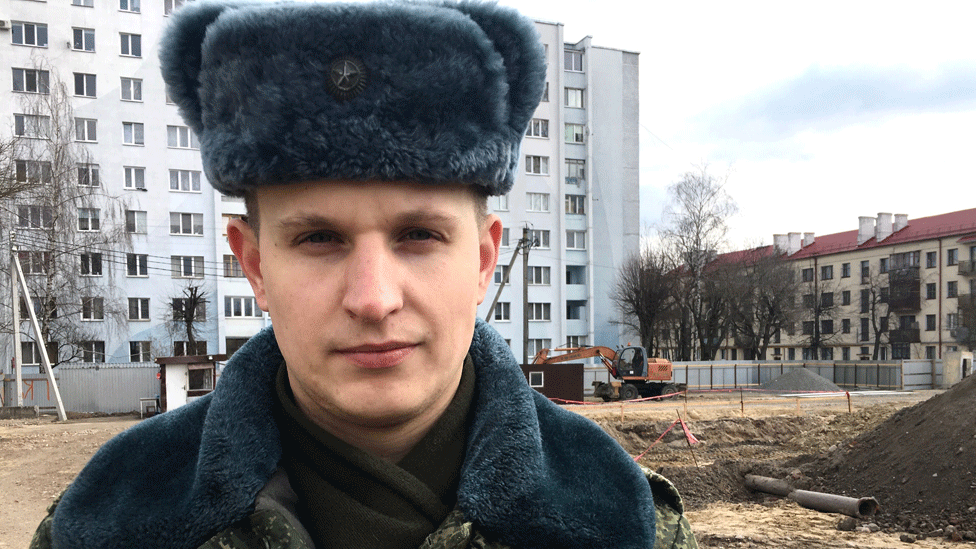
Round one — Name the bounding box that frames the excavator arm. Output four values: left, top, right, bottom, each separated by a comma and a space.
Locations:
531, 346, 620, 378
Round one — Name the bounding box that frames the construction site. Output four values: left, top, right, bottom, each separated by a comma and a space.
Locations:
1, 371, 972, 548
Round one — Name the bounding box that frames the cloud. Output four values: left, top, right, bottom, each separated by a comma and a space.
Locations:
696, 63, 976, 142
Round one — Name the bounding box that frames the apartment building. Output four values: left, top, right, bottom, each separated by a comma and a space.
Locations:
2, 3, 639, 378
723, 209, 976, 362
475, 23, 640, 388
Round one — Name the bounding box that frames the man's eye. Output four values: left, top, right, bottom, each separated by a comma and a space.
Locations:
304, 232, 336, 244
404, 229, 433, 241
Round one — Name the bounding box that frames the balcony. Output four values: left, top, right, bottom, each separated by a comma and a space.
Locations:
959, 260, 976, 276
960, 292, 976, 310
887, 266, 920, 312
889, 325, 921, 344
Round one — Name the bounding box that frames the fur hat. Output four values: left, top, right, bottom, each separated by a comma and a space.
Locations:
159, 0, 547, 197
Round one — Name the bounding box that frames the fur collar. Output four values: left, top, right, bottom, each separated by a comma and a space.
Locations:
52, 320, 655, 548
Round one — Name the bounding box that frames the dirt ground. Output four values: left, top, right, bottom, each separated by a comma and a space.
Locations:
1, 391, 971, 548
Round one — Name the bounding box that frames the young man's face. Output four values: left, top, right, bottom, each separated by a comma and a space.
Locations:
228, 181, 501, 434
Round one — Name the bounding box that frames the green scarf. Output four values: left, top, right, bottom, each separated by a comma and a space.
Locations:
274, 356, 474, 549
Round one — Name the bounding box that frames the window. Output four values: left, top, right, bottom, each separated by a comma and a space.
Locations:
128, 298, 150, 321
566, 300, 586, 320
81, 297, 104, 320
72, 28, 95, 51
879, 257, 888, 274
13, 22, 49, 47
842, 347, 850, 361
528, 302, 551, 321
170, 169, 202, 192
947, 281, 958, 298
15, 161, 52, 185
860, 260, 870, 282
167, 125, 199, 148
801, 293, 815, 308
925, 346, 936, 360
174, 341, 207, 357
526, 192, 549, 212
947, 313, 960, 329
77, 164, 99, 187
75, 118, 97, 142
129, 341, 151, 362
226, 337, 249, 356
170, 212, 204, 236
225, 296, 262, 318
801, 268, 813, 282
18, 251, 51, 274
528, 371, 544, 388
566, 230, 586, 250
924, 251, 937, 268
121, 77, 142, 101
860, 289, 869, 313
224, 255, 244, 277
821, 319, 833, 334
491, 194, 509, 211
821, 292, 834, 308
947, 248, 958, 266
564, 50, 583, 71
820, 347, 833, 360
81, 341, 106, 362
120, 0, 140, 12
566, 335, 587, 348
926, 314, 936, 331
565, 159, 585, 185
860, 318, 870, 341
821, 265, 833, 280
566, 265, 585, 285
564, 87, 584, 108
12, 68, 50, 94
493, 302, 510, 322
73, 0, 94, 6
525, 119, 548, 138
22, 341, 58, 366
164, 0, 185, 15
565, 123, 584, 144
842, 318, 851, 334
127, 253, 148, 276
801, 321, 814, 335
500, 228, 510, 247
541, 82, 549, 102
125, 210, 147, 233
892, 343, 911, 360
120, 33, 142, 57
528, 266, 550, 285
74, 73, 96, 97
17, 205, 53, 229
493, 265, 509, 284
526, 339, 551, 358
530, 229, 550, 249
124, 167, 145, 189
841, 263, 851, 278
842, 290, 851, 306
788, 348, 796, 360
172, 255, 204, 278
80, 252, 102, 276
565, 195, 585, 215
173, 298, 206, 321
926, 283, 936, 299
15, 114, 49, 138
880, 286, 889, 303
525, 155, 549, 175
123, 122, 144, 145
78, 208, 100, 231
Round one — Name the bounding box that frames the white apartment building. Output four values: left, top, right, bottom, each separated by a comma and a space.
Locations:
1, 3, 639, 381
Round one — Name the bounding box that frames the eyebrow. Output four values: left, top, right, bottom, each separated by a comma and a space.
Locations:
273, 209, 464, 233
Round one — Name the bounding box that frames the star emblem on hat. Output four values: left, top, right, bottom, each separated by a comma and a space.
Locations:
327, 55, 367, 101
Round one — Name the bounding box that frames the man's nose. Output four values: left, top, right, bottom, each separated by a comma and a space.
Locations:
342, 240, 403, 322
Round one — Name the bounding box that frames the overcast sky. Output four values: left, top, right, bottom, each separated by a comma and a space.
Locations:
498, 0, 976, 249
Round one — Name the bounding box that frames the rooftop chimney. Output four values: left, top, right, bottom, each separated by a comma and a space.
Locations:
858, 216, 875, 245
803, 232, 815, 247
787, 232, 801, 255
876, 212, 893, 242
893, 213, 909, 232
773, 234, 788, 254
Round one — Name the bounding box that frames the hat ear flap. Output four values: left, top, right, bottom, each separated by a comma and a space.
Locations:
159, 1, 239, 134
449, 2, 548, 140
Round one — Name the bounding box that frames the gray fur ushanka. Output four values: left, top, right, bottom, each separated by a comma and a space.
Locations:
159, 1, 548, 197
50, 320, 657, 548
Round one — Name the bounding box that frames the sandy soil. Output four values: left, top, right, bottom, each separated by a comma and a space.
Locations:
1, 390, 969, 548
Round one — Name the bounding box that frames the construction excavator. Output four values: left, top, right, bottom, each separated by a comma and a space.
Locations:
532, 345, 685, 401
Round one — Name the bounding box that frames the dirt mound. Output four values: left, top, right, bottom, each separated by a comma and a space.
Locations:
760, 368, 842, 393
811, 375, 976, 533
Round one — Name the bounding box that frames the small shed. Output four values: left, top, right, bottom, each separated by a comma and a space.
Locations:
155, 354, 227, 412
520, 362, 583, 402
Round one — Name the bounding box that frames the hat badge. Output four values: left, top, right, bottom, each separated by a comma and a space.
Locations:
327, 55, 367, 100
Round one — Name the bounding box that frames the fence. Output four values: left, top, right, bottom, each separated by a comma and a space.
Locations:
2, 362, 159, 414
672, 359, 943, 392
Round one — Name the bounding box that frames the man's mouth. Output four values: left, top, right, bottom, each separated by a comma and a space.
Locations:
337, 342, 416, 369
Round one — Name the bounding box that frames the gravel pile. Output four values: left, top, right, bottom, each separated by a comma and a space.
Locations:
759, 368, 842, 393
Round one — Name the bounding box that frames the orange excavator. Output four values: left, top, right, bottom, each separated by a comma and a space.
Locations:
532, 345, 684, 401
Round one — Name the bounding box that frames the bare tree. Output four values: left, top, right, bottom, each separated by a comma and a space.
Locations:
797, 270, 842, 359
1, 65, 131, 367
610, 245, 677, 357
162, 281, 213, 356
858, 271, 891, 360
726, 247, 799, 360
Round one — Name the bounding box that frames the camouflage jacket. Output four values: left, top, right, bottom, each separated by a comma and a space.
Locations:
32, 321, 697, 549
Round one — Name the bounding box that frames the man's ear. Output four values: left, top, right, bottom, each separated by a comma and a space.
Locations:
477, 214, 503, 304
227, 218, 269, 312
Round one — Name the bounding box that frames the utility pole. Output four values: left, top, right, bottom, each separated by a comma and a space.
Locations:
10, 236, 23, 406
485, 235, 529, 322
523, 226, 530, 366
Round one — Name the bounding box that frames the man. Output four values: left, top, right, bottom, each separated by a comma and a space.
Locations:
31, 1, 697, 548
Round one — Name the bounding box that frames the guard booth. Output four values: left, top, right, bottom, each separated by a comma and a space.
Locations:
155, 354, 226, 412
